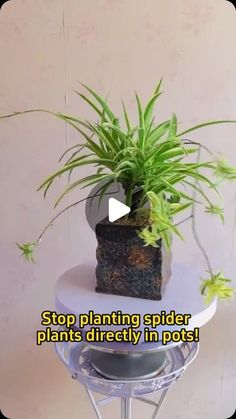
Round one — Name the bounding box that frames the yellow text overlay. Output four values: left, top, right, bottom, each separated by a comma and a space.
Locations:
36, 310, 199, 346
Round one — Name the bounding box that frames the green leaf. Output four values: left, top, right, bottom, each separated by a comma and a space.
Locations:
200, 272, 235, 304
205, 204, 224, 222
135, 93, 145, 147
169, 202, 192, 215
182, 179, 214, 207
58, 144, 85, 163
74, 90, 104, 119
168, 113, 177, 138
135, 92, 144, 129
148, 120, 170, 143
177, 120, 236, 137
154, 77, 163, 94
17, 242, 37, 263
53, 173, 117, 207
144, 92, 162, 125
177, 167, 220, 195
122, 100, 131, 132
102, 122, 127, 137
214, 159, 236, 180
38, 157, 115, 192
86, 122, 120, 154
81, 83, 115, 121
138, 227, 160, 247
53, 112, 91, 130
98, 179, 116, 207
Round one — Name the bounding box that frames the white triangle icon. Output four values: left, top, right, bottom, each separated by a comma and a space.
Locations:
108, 198, 131, 222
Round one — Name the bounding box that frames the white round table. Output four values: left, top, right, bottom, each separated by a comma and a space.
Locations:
55, 261, 217, 419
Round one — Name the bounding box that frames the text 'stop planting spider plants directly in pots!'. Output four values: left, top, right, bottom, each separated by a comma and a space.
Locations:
2, 80, 236, 302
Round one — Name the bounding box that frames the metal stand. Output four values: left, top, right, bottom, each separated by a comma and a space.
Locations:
121, 398, 132, 419
82, 386, 170, 419
55, 339, 199, 419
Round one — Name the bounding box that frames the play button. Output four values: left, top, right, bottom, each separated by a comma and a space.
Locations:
85, 180, 127, 232
108, 198, 130, 222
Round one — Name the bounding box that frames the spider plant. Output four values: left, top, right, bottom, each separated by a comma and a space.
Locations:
2, 80, 236, 303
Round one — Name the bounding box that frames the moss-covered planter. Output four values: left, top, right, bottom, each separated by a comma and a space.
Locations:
95, 218, 172, 300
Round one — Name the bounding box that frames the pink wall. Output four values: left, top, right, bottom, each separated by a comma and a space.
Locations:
0, 1, 236, 418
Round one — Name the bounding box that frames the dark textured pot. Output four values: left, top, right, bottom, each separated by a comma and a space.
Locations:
95, 218, 172, 300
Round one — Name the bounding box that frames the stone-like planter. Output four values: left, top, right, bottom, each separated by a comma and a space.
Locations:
95, 218, 172, 300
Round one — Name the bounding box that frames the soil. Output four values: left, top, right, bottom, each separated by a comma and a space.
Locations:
102, 213, 151, 227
